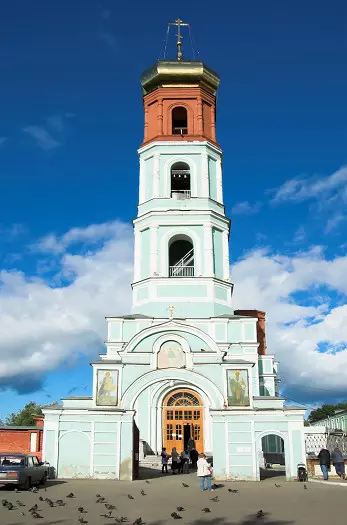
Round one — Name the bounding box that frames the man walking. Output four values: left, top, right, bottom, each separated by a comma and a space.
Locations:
318, 447, 331, 481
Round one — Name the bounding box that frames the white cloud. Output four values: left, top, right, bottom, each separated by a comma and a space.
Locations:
231, 247, 347, 400
0, 221, 133, 388
23, 126, 61, 151
1, 220, 347, 403
46, 116, 64, 133
271, 166, 347, 204
231, 201, 262, 215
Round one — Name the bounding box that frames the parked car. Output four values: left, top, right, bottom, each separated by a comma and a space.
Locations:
0, 453, 48, 490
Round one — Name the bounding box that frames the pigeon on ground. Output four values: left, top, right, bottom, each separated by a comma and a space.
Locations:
140, 490, 146, 496
171, 512, 182, 519
96, 497, 106, 503
101, 511, 113, 518
1, 499, 9, 507
14, 488, 19, 493
47, 499, 55, 507
128, 495, 134, 500
78, 507, 87, 513
29, 504, 38, 513
105, 504, 116, 510
16, 500, 25, 506
257, 510, 265, 519
176, 507, 185, 512
115, 517, 128, 523
78, 517, 88, 524
275, 484, 281, 488
39, 496, 44, 502
133, 519, 144, 525
96, 494, 102, 498
31, 511, 43, 519
20, 511, 25, 516
6, 502, 14, 510
66, 493, 75, 498
210, 496, 220, 502
228, 489, 239, 493
202, 508, 211, 513
304, 484, 307, 489
212, 483, 224, 489
56, 500, 65, 506
182, 483, 189, 488
145, 480, 150, 484
31, 487, 39, 493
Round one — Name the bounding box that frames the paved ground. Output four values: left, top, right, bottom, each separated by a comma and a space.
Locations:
0, 470, 346, 525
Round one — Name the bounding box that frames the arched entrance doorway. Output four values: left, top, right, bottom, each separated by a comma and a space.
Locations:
162, 390, 203, 453
260, 434, 286, 480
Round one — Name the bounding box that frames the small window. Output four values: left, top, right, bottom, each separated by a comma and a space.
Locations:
176, 424, 183, 439
185, 411, 192, 420
193, 410, 200, 420
175, 410, 183, 420
193, 425, 200, 441
172, 107, 188, 135
166, 424, 173, 440
167, 410, 174, 420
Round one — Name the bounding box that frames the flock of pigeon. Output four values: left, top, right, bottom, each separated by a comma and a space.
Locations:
0, 479, 307, 523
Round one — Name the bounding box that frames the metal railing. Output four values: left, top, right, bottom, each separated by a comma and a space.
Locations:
171, 190, 191, 199
169, 265, 194, 277
173, 127, 188, 135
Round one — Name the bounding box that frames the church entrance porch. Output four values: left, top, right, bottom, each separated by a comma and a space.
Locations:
162, 390, 203, 453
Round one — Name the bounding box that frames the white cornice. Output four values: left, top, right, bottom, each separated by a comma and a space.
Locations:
137, 140, 222, 156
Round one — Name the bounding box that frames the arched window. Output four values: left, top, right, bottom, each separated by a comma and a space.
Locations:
169, 235, 194, 277
171, 161, 191, 199
172, 107, 188, 135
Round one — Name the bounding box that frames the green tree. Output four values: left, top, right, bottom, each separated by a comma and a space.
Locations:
5, 401, 43, 426
308, 402, 347, 424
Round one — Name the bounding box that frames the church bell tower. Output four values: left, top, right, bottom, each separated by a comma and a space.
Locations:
132, 19, 233, 318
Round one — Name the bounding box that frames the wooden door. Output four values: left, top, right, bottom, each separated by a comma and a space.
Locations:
162, 390, 204, 453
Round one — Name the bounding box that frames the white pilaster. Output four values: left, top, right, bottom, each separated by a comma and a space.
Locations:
222, 230, 230, 279
134, 229, 141, 281
139, 158, 145, 204
201, 152, 209, 198
153, 153, 160, 198
150, 226, 159, 276
216, 158, 223, 203
204, 225, 214, 276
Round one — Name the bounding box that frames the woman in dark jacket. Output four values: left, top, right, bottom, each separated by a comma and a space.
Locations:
318, 447, 331, 480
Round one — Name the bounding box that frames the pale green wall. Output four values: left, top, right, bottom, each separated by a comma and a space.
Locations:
144, 156, 153, 201
109, 322, 121, 341
58, 431, 91, 478
140, 228, 150, 279
208, 156, 217, 200
212, 228, 223, 278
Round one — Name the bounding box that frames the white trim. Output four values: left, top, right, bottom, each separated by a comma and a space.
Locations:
90, 420, 95, 476
251, 420, 256, 479
203, 224, 214, 276
225, 420, 229, 476
149, 226, 158, 275
123, 319, 222, 355
134, 229, 141, 281
201, 152, 209, 197
116, 421, 121, 479
138, 140, 222, 156
222, 230, 229, 279
139, 157, 145, 204
216, 158, 223, 203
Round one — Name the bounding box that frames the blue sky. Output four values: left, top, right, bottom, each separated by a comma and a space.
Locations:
0, 0, 346, 419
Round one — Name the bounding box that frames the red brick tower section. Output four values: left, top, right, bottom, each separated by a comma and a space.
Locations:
234, 310, 267, 355
140, 61, 220, 147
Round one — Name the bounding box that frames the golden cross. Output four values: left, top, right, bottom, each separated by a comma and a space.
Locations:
168, 305, 175, 319
168, 18, 189, 61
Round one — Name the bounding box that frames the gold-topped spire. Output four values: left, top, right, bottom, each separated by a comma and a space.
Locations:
168, 18, 189, 61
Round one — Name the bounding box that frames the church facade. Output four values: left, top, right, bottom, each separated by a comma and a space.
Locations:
43, 36, 306, 481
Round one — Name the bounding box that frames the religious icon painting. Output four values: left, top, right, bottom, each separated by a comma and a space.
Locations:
157, 340, 186, 369
96, 370, 118, 406
226, 369, 250, 407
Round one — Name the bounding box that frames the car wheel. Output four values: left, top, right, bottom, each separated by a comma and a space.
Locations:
20, 477, 31, 491
40, 473, 47, 485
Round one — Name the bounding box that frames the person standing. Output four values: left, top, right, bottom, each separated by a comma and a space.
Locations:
318, 447, 331, 481
190, 448, 198, 470
171, 447, 179, 474
331, 446, 346, 480
197, 453, 214, 491
181, 449, 190, 474
161, 447, 169, 474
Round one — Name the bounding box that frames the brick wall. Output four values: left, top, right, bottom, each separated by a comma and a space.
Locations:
0, 428, 43, 460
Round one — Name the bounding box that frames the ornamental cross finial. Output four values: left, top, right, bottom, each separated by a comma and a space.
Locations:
169, 18, 189, 61
168, 305, 175, 319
